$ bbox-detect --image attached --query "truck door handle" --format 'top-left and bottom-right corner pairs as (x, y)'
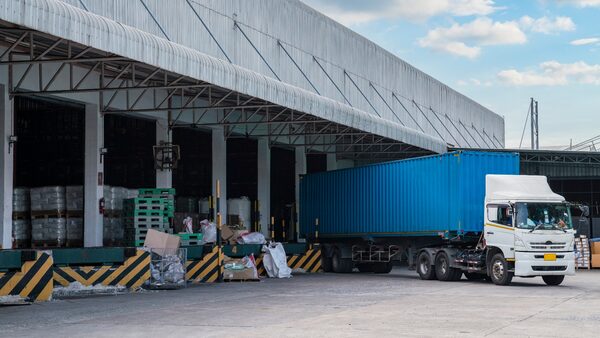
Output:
(487, 232), (494, 235)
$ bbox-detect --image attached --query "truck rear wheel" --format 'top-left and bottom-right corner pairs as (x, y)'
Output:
(489, 253), (513, 286)
(417, 251), (436, 280)
(542, 275), (565, 286)
(332, 250), (353, 273)
(435, 252), (462, 281)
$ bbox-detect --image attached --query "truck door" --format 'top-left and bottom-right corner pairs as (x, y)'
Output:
(485, 204), (515, 258)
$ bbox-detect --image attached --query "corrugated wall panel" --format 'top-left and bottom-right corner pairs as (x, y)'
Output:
(299, 151), (520, 238)
(59, 0), (504, 148)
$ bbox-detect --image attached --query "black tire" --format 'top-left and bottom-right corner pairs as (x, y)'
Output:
(321, 255), (333, 272)
(542, 275), (565, 286)
(332, 250), (353, 273)
(489, 253), (513, 286)
(372, 262), (393, 274)
(417, 251), (436, 280)
(435, 251), (461, 281)
(464, 272), (485, 281)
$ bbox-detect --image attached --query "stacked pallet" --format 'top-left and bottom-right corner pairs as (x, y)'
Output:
(575, 235), (590, 269)
(30, 186), (67, 248)
(124, 188), (175, 246)
(12, 187), (30, 248)
(176, 233), (203, 246)
(103, 186), (129, 247)
(65, 186), (84, 247)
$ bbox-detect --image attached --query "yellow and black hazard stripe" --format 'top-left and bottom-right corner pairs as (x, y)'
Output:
(0, 252), (54, 302)
(53, 250), (151, 289)
(254, 254), (266, 276)
(186, 246), (222, 283)
(287, 247), (322, 273)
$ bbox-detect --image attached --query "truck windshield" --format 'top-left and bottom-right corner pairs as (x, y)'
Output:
(515, 203), (572, 230)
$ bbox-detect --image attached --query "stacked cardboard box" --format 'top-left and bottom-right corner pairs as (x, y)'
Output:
(30, 186), (67, 247)
(591, 241), (600, 268)
(575, 236), (590, 269)
(12, 187), (30, 247)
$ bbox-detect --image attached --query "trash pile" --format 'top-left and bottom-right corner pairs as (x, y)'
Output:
(52, 281), (127, 298)
(144, 229), (187, 289)
(223, 254), (259, 281)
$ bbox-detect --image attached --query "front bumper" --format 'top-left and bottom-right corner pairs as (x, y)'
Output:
(514, 251), (575, 277)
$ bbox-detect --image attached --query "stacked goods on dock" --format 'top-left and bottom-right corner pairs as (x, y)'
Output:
(65, 186), (84, 247)
(199, 198), (211, 220)
(12, 187), (30, 247)
(30, 186), (66, 247)
(124, 188), (175, 246)
(227, 197), (251, 229)
(174, 196), (201, 233)
(103, 186), (128, 246)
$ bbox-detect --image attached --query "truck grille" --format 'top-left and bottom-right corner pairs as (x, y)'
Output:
(529, 242), (566, 250)
(532, 266), (567, 271)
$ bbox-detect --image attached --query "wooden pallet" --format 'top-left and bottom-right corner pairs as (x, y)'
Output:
(30, 210), (65, 219)
(12, 212), (30, 220)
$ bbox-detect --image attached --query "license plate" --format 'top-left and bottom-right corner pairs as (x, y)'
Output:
(544, 253), (557, 261)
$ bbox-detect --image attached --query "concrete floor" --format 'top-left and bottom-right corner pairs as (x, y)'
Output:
(1, 268), (599, 337)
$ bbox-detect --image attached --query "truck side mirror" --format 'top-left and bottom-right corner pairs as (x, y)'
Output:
(506, 207), (513, 216)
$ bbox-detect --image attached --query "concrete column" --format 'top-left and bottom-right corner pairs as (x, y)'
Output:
(295, 146), (306, 241)
(257, 138), (270, 237)
(155, 120), (172, 188)
(295, 146), (307, 204)
(326, 153), (337, 171)
(84, 103), (104, 247)
(212, 127), (227, 222)
(0, 84), (14, 249)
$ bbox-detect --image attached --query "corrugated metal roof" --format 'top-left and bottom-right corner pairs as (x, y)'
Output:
(0, 0), (448, 153)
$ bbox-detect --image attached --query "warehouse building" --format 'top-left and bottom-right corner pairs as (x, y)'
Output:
(0, 0), (505, 249)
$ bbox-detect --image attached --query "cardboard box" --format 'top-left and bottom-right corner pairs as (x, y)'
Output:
(591, 242), (600, 255)
(144, 229), (181, 256)
(592, 254), (600, 268)
(220, 224), (234, 243)
(223, 256), (259, 280)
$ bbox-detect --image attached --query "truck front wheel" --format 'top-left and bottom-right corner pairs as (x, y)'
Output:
(489, 253), (513, 286)
(542, 275), (565, 286)
(417, 251), (436, 280)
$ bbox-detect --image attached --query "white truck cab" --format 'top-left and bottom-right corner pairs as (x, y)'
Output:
(484, 175), (576, 285)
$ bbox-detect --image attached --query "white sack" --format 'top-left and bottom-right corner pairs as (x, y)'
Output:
(262, 243), (292, 278)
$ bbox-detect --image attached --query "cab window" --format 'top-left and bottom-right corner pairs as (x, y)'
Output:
(487, 205), (512, 226)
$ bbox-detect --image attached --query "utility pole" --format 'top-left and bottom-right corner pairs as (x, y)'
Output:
(530, 98), (539, 150)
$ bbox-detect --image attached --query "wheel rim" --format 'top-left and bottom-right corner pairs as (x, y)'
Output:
(439, 256), (448, 275)
(419, 256), (429, 274)
(492, 260), (505, 280)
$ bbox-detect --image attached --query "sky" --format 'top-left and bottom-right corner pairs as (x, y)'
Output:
(299, 0), (599, 149)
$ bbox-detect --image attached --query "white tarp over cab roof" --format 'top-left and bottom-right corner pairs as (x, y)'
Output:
(486, 175), (565, 202)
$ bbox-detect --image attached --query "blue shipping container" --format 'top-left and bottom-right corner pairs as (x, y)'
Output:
(299, 151), (520, 238)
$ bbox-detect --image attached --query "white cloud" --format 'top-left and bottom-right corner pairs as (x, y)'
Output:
(498, 61), (600, 86)
(570, 37), (600, 45)
(301, 0), (499, 24)
(419, 15), (575, 58)
(457, 78), (493, 86)
(418, 18), (526, 58)
(519, 16), (576, 34)
(555, 0), (600, 7)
